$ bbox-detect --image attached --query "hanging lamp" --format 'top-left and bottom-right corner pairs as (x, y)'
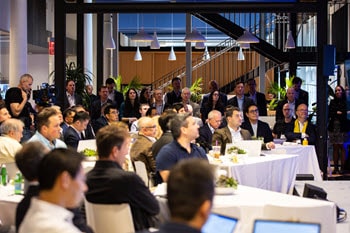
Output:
(285, 31), (296, 49)
(134, 46), (142, 61)
(236, 30), (259, 44)
(237, 47), (245, 61)
(103, 14), (116, 49)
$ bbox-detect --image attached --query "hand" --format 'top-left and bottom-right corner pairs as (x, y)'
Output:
(337, 111), (342, 115)
(21, 90), (28, 102)
(267, 142), (275, 149)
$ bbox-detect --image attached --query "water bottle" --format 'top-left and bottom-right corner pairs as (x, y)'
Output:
(14, 172), (23, 195)
(1, 164), (8, 186)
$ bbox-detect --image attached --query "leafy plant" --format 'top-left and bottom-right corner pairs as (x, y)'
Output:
(190, 77), (203, 103)
(110, 75), (122, 92)
(122, 75), (143, 95)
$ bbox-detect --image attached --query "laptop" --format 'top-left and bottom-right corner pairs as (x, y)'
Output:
(77, 139), (97, 153)
(202, 213), (238, 233)
(225, 140), (262, 157)
(253, 219), (321, 233)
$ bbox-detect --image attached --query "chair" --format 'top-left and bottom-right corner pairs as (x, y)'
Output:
(133, 161), (151, 187)
(84, 199), (135, 233)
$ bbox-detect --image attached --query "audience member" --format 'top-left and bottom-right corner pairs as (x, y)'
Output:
(61, 108), (75, 135)
(5, 73), (34, 142)
(92, 104), (119, 133)
(147, 106), (159, 118)
(19, 148), (87, 233)
(27, 107), (67, 150)
(292, 76), (309, 105)
(63, 80), (82, 110)
(85, 84), (98, 106)
(275, 87), (303, 121)
(0, 119), (23, 163)
(130, 103), (150, 132)
(105, 77), (124, 109)
(90, 85), (112, 121)
(197, 110), (222, 152)
(172, 102), (186, 114)
(200, 90), (225, 123)
(139, 87), (152, 105)
(64, 111), (90, 150)
(181, 87), (200, 118)
(85, 125), (159, 231)
(152, 88), (165, 115)
(227, 81), (254, 121)
(245, 78), (267, 116)
(156, 113), (207, 182)
(212, 107), (251, 155)
(119, 88), (141, 126)
(272, 103), (295, 139)
(164, 77), (182, 108)
(201, 80), (228, 107)
(0, 100), (11, 127)
(71, 105), (95, 140)
(328, 85), (348, 173)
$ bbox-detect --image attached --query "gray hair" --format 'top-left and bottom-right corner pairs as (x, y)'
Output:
(170, 113), (192, 140)
(0, 119), (24, 135)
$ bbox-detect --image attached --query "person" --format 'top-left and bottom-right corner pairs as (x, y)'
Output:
(164, 77), (182, 109)
(200, 90), (225, 124)
(212, 107), (251, 155)
(227, 81), (254, 121)
(153, 158), (215, 233)
(152, 88), (165, 115)
(328, 85), (348, 174)
(119, 88), (141, 127)
(0, 119), (24, 163)
(196, 110), (222, 153)
(285, 103), (317, 145)
(27, 107), (67, 150)
(130, 103), (150, 132)
(139, 87), (152, 105)
(85, 84), (98, 106)
(275, 87), (303, 121)
(5, 73), (34, 142)
(85, 125), (159, 231)
(64, 111), (90, 150)
(181, 87), (200, 118)
(71, 105), (95, 140)
(241, 103), (275, 150)
(201, 80), (228, 108)
(105, 77), (124, 109)
(130, 117), (157, 177)
(89, 85), (112, 121)
(92, 104), (119, 133)
(156, 113), (207, 182)
(61, 107), (75, 135)
(0, 100), (11, 127)
(18, 148), (87, 233)
(245, 78), (267, 116)
(292, 76), (309, 105)
(63, 80), (82, 110)
(272, 103), (295, 139)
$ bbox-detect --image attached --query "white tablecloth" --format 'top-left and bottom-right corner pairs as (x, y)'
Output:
(0, 185), (23, 226)
(265, 144), (322, 181)
(213, 185), (337, 233)
(211, 154), (298, 193)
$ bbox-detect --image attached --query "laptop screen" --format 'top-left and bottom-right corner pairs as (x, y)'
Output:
(202, 213), (238, 233)
(253, 220), (320, 233)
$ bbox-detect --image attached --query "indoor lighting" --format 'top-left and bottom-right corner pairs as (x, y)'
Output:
(103, 15), (116, 49)
(240, 43), (250, 49)
(184, 29), (207, 42)
(285, 31), (296, 49)
(168, 46), (176, 61)
(131, 28), (153, 42)
(236, 30), (259, 44)
(150, 32), (160, 49)
(195, 41), (205, 49)
(134, 46), (142, 61)
(203, 46), (210, 61)
(237, 47), (245, 61)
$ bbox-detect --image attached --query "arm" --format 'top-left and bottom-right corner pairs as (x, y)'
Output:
(159, 170), (170, 182)
(10, 90), (28, 117)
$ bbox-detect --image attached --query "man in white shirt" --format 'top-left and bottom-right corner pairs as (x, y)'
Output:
(0, 119), (23, 163)
(19, 148), (87, 233)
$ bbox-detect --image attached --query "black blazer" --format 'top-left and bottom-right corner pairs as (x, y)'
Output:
(275, 99), (304, 122)
(111, 90), (125, 109)
(241, 120), (274, 143)
(64, 126), (81, 150)
(285, 121), (317, 145)
(63, 93), (83, 111)
(89, 99), (113, 121)
(196, 124), (214, 152)
(164, 91), (182, 108)
(245, 92), (267, 116)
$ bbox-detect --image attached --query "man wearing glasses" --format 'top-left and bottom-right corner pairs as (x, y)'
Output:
(272, 103), (295, 139)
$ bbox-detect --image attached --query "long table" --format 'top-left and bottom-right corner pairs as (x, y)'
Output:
(0, 185), (23, 226)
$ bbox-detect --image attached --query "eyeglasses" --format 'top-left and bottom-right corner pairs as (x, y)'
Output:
(109, 111), (118, 114)
(283, 108), (291, 111)
(213, 93), (219, 96)
(249, 109), (259, 114)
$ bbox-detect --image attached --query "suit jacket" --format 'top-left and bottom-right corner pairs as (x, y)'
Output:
(63, 93), (82, 111)
(90, 99), (113, 121)
(285, 120), (317, 145)
(196, 123), (214, 152)
(64, 126), (81, 150)
(245, 92), (267, 116)
(92, 116), (108, 133)
(241, 120), (274, 143)
(111, 90), (125, 109)
(227, 96), (254, 121)
(130, 134), (156, 174)
(296, 89), (309, 105)
(164, 91), (182, 108)
(85, 160), (160, 231)
(212, 127), (251, 155)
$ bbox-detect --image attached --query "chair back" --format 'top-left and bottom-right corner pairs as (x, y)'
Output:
(134, 161), (150, 187)
(84, 199), (135, 233)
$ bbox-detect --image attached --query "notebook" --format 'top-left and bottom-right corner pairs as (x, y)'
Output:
(202, 213), (238, 233)
(253, 219), (321, 233)
(77, 139), (97, 153)
(225, 140), (262, 157)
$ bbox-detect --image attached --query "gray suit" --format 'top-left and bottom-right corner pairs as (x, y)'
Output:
(212, 127), (251, 155)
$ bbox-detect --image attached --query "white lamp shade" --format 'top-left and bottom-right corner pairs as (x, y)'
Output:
(131, 29), (153, 42)
(195, 41), (205, 49)
(237, 30), (259, 44)
(237, 47), (245, 61)
(184, 29), (207, 42)
(134, 46), (142, 61)
(150, 32), (160, 49)
(103, 21), (116, 50)
(168, 46), (176, 61)
(285, 31), (296, 49)
(203, 46), (210, 61)
(240, 43), (250, 49)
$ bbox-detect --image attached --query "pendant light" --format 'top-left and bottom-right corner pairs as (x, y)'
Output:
(237, 30), (259, 44)
(103, 14), (116, 50)
(195, 41), (205, 49)
(131, 14), (153, 42)
(150, 32), (160, 49)
(240, 43), (250, 49)
(237, 47), (245, 61)
(203, 46), (210, 61)
(134, 46), (142, 61)
(285, 31), (296, 49)
(168, 14), (176, 61)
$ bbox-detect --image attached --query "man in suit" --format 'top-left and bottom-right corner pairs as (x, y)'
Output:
(272, 103), (295, 139)
(212, 107), (251, 155)
(164, 77), (182, 109)
(64, 111), (90, 150)
(227, 81), (254, 121)
(245, 78), (267, 116)
(196, 110), (222, 152)
(92, 104), (119, 133)
(241, 103), (275, 150)
(90, 85), (113, 121)
(275, 87), (303, 121)
(63, 80), (82, 111)
(85, 125), (159, 231)
(105, 77), (124, 109)
(292, 76), (309, 105)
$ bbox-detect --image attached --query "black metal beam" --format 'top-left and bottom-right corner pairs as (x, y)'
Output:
(77, 0), (84, 69)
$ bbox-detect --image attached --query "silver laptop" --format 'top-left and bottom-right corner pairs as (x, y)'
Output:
(253, 219), (321, 233)
(202, 213), (238, 233)
(77, 139), (96, 153)
(225, 140), (262, 157)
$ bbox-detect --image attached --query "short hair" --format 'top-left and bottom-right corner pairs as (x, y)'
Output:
(20, 74), (33, 83)
(0, 100), (6, 110)
(158, 110), (177, 132)
(207, 110), (221, 120)
(167, 158), (215, 221)
(146, 106), (157, 117)
(15, 142), (48, 181)
(36, 107), (58, 131)
(225, 106), (241, 118)
(72, 111), (90, 123)
(96, 125), (129, 158)
(172, 102), (185, 113)
(105, 77), (115, 85)
(244, 102), (258, 114)
(103, 104), (118, 116)
(171, 77), (181, 84)
(234, 81), (244, 88)
(38, 148), (84, 190)
(138, 116), (153, 129)
(0, 119), (24, 135)
(292, 76), (302, 84)
(65, 80), (75, 87)
(139, 103), (150, 110)
(63, 108), (75, 119)
(170, 113), (192, 140)
(246, 78), (256, 84)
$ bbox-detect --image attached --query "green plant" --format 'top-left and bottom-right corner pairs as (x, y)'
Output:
(190, 77), (203, 103)
(110, 75), (122, 92)
(122, 75), (143, 95)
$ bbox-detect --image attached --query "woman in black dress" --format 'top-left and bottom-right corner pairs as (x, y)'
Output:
(119, 88), (141, 127)
(200, 90), (225, 123)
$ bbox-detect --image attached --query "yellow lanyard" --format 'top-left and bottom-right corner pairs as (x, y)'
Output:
(294, 120), (308, 133)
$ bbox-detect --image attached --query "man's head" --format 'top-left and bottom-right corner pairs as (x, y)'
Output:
(172, 102), (185, 113)
(63, 108), (75, 125)
(105, 77), (116, 94)
(153, 88), (163, 102)
(138, 117), (157, 138)
(15, 142), (49, 181)
(38, 148), (87, 208)
(0, 100), (11, 123)
(19, 74), (33, 92)
(37, 107), (62, 142)
(234, 81), (245, 97)
(296, 103), (309, 123)
(171, 113), (199, 141)
(167, 158), (215, 228)
(96, 125), (130, 166)
(86, 84), (94, 95)
(292, 77), (303, 92)
(72, 111), (90, 133)
(98, 85), (109, 102)
(181, 87), (191, 102)
(51, 105), (63, 124)
(247, 78), (257, 94)
(226, 107), (243, 130)
(65, 80), (75, 95)
(282, 103), (293, 119)
(286, 87), (296, 102)
(207, 110), (222, 130)
(171, 77), (181, 92)
(158, 110), (176, 132)
(139, 103), (150, 117)
(244, 103), (259, 123)
(104, 104), (119, 123)
(0, 119), (24, 142)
